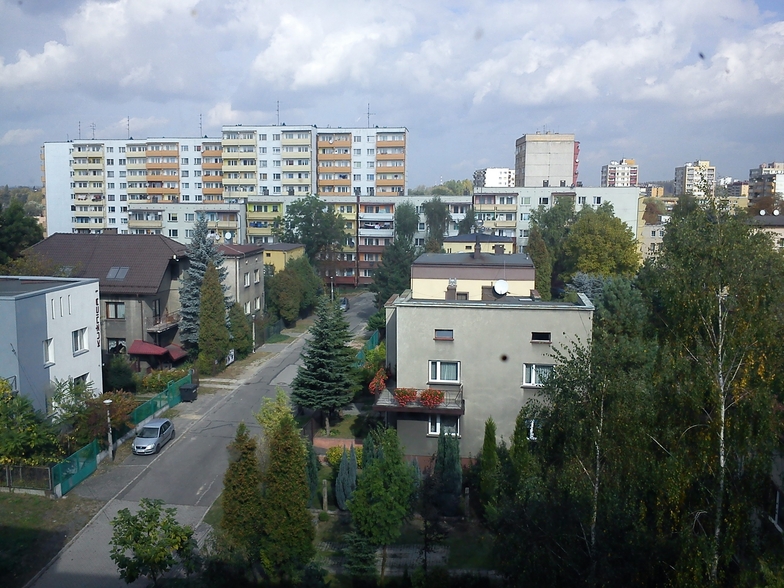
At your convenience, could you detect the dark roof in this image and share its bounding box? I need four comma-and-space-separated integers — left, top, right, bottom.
26, 234, 186, 296
413, 252, 534, 268
218, 244, 265, 257
443, 234, 515, 243
262, 243, 305, 252
749, 214, 784, 227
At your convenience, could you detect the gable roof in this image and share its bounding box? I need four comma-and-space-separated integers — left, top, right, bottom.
218, 244, 265, 257
26, 234, 187, 296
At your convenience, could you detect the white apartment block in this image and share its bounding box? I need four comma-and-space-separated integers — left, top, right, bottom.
473, 167, 515, 188
674, 160, 716, 196
514, 132, 579, 188
601, 159, 638, 187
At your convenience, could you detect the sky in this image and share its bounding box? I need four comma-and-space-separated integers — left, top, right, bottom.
0, 0, 782, 188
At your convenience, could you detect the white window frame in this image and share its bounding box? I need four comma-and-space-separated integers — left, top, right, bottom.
72, 328, 88, 355
428, 414, 460, 437
244, 272, 250, 287
523, 363, 552, 387
43, 338, 55, 366
429, 360, 460, 383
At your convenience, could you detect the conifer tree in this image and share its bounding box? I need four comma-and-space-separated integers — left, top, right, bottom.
336, 448, 351, 511
228, 302, 253, 358
479, 418, 499, 509
362, 433, 377, 471
179, 215, 229, 347
306, 442, 319, 506
291, 296, 355, 433
434, 429, 462, 515
259, 415, 315, 583
196, 262, 230, 375
220, 423, 263, 564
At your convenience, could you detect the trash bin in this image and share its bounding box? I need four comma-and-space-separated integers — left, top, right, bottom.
179, 384, 198, 402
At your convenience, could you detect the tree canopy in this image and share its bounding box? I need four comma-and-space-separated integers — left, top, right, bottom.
394, 200, 419, 243
422, 197, 452, 252
0, 200, 44, 264
272, 194, 346, 270
196, 262, 231, 375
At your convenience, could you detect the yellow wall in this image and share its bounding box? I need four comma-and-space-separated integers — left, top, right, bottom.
264, 246, 306, 274
411, 277, 535, 301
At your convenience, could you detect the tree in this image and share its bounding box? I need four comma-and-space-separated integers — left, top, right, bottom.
259, 415, 315, 583
110, 498, 198, 587
0, 251, 71, 276
479, 418, 498, 509
457, 207, 478, 235
179, 215, 228, 348
306, 441, 320, 506
394, 201, 419, 243
266, 265, 302, 325
70, 391, 136, 451
0, 380, 61, 466
286, 255, 322, 314
370, 238, 417, 309
220, 423, 264, 565
561, 204, 640, 279
291, 296, 355, 433
417, 469, 448, 575
255, 388, 294, 473
422, 197, 452, 252
0, 200, 43, 264
272, 194, 346, 270
349, 427, 416, 580
525, 226, 552, 300
196, 262, 231, 375
103, 354, 137, 393
434, 429, 462, 515
530, 195, 577, 292
228, 303, 253, 358
335, 446, 358, 511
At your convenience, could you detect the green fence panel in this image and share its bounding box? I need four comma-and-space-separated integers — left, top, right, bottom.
130, 372, 191, 424
354, 330, 380, 367
51, 439, 99, 495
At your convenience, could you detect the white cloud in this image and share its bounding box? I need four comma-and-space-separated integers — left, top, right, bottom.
0, 128, 44, 146
99, 117, 169, 138
206, 102, 270, 128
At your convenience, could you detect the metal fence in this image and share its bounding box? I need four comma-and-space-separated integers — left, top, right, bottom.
258, 318, 285, 345
3, 465, 52, 491
130, 372, 192, 424
51, 439, 99, 496
354, 329, 381, 367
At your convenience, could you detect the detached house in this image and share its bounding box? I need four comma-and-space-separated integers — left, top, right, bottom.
27, 234, 188, 372
379, 241, 594, 460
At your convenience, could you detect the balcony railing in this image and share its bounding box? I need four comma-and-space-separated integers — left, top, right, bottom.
373, 384, 464, 415
146, 310, 181, 333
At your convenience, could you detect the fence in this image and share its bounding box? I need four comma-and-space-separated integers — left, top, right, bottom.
257, 317, 285, 345
3, 465, 52, 492
354, 329, 381, 367
130, 372, 192, 425
51, 439, 99, 496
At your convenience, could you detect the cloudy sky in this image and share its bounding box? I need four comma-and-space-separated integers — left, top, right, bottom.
1, 0, 782, 188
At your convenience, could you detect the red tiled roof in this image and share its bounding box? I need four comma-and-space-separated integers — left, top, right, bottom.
165, 344, 188, 361
128, 340, 168, 356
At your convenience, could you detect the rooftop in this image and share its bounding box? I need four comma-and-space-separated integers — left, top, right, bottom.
0, 276, 95, 298
413, 251, 533, 268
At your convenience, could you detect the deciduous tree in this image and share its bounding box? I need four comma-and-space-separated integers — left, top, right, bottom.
0, 200, 43, 264
0, 381, 61, 466
272, 194, 346, 270
394, 201, 419, 243
422, 197, 452, 252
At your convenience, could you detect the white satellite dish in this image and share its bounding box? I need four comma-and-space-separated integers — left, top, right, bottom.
775, 210, 781, 216
224, 231, 233, 241
493, 279, 509, 296
760, 210, 767, 215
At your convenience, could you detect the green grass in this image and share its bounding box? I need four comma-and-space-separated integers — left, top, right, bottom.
0, 492, 103, 588
446, 520, 494, 569
315, 464, 337, 510
203, 494, 223, 529
317, 414, 358, 438
264, 333, 292, 344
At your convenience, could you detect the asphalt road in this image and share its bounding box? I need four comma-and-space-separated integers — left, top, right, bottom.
30, 292, 375, 588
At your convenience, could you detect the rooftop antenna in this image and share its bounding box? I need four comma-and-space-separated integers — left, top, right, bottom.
90, 122, 96, 140
366, 102, 375, 128
127, 116, 130, 139
78, 121, 81, 140
276, 101, 280, 126
199, 113, 202, 137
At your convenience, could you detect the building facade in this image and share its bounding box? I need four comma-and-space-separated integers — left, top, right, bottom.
749, 163, 784, 201
674, 160, 716, 196
0, 276, 103, 414
473, 167, 515, 188
514, 132, 579, 188
601, 159, 638, 187
218, 244, 265, 317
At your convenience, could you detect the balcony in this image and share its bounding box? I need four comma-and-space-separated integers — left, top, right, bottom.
374, 383, 464, 415
359, 212, 394, 222
146, 310, 181, 333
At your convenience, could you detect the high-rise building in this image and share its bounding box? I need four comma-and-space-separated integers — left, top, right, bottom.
601, 159, 638, 187
749, 162, 784, 200
473, 167, 515, 188
514, 132, 579, 188
674, 160, 716, 196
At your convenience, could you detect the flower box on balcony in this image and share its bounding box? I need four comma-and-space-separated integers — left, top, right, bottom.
393, 387, 418, 406
419, 389, 445, 408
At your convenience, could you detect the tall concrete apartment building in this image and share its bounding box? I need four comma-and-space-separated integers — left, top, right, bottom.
473, 167, 515, 188
749, 162, 784, 200
674, 160, 716, 196
601, 159, 638, 187
514, 132, 579, 188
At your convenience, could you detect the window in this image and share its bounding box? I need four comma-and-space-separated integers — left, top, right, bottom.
367, 149, 374, 155
168, 229, 178, 237
244, 272, 250, 287
594, 196, 602, 205
531, 332, 551, 343
524, 363, 552, 386
254, 268, 260, 283
578, 196, 587, 205
354, 149, 362, 155
539, 197, 549, 205
72, 328, 88, 354
418, 223, 425, 230
354, 161, 361, 168
244, 301, 251, 314
168, 213, 178, 222
428, 415, 460, 436
429, 360, 459, 383
255, 296, 261, 311
367, 174, 374, 181
367, 161, 374, 168
181, 158, 188, 164
107, 338, 126, 354
106, 302, 125, 319
353, 174, 361, 181
43, 338, 54, 365
434, 329, 454, 340
354, 135, 361, 142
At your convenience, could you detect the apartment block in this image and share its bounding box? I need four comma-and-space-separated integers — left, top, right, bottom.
674, 160, 716, 196
601, 159, 638, 187
514, 132, 579, 188
473, 167, 515, 188
749, 163, 784, 200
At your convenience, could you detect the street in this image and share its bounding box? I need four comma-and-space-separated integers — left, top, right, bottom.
28, 292, 375, 588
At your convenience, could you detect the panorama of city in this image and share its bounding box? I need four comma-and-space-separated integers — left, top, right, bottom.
2, 2, 784, 587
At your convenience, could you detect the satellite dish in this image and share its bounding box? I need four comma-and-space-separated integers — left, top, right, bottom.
760, 210, 767, 215
493, 279, 509, 296
224, 231, 233, 240
775, 210, 781, 216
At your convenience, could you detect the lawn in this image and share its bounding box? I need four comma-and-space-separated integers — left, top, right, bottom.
264, 333, 292, 344
203, 493, 223, 529
0, 492, 103, 588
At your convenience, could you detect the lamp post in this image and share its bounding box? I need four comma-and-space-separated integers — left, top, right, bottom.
330, 275, 335, 302
251, 313, 256, 352
103, 398, 114, 461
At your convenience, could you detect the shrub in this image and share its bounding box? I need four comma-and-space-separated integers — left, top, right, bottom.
318, 511, 330, 522
140, 368, 189, 395
368, 368, 388, 394
326, 445, 363, 469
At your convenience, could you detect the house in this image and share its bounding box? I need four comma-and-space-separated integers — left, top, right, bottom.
379, 243, 594, 460
442, 233, 515, 255
26, 234, 188, 372
0, 276, 103, 414
261, 243, 306, 274
218, 244, 265, 316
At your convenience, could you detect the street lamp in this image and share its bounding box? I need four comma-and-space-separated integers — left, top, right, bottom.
330, 275, 335, 302
251, 313, 256, 352
103, 398, 114, 461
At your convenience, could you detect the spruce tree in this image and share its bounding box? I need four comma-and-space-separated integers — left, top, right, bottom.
259, 415, 315, 582
220, 423, 263, 564
370, 238, 417, 309
479, 417, 498, 508
228, 302, 253, 358
336, 448, 351, 511
179, 215, 229, 347
434, 429, 462, 515
196, 262, 230, 375
306, 441, 319, 506
362, 433, 377, 471
291, 296, 355, 432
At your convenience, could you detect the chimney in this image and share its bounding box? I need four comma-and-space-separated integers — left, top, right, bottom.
473, 230, 481, 258
445, 285, 457, 300
530, 289, 542, 301
493, 243, 504, 255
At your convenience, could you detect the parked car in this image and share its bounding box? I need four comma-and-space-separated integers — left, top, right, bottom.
132, 418, 175, 455
339, 297, 350, 311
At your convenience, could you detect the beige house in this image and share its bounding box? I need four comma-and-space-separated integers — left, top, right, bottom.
379, 248, 594, 459
261, 243, 306, 274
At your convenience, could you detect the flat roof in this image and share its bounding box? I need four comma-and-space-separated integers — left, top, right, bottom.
389, 290, 594, 311
413, 251, 533, 268
0, 276, 96, 298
